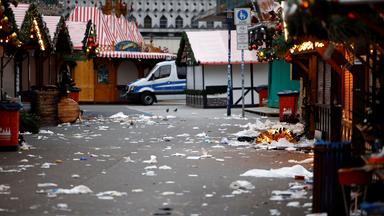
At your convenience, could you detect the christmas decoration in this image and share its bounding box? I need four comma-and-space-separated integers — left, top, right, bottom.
19, 4, 51, 51
82, 20, 99, 58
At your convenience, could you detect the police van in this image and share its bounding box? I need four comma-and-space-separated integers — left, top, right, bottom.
125, 61, 186, 105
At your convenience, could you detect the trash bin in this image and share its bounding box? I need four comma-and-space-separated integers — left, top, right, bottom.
313, 141, 351, 215
255, 85, 268, 107
69, 86, 81, 103
277, 90, 299, 122
0, 102, 22, 147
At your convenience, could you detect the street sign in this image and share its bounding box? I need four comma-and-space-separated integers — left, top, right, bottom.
236, 25, 249, 50
234, 8, 251, 25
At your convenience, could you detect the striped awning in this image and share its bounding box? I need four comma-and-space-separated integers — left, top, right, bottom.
67, 6, 144, 51
98, 51, 176, 60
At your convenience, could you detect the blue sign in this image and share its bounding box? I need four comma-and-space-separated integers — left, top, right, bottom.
237, 9, 248, 21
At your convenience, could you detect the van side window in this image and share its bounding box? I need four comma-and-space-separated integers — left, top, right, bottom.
177, 66, 187, 79
149, 65, 171, 80
159, 65, 171, 79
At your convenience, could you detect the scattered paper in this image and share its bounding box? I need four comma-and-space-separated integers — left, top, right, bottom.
240, 165, 313, 179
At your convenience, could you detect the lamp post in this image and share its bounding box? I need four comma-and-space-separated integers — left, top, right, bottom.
226, 8, 233, 116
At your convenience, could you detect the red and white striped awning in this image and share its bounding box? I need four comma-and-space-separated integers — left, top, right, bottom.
67, 5, 143, 51
98, 51, 176, 60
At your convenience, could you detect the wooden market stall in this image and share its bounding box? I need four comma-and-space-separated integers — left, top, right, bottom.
66, 5, 175, 103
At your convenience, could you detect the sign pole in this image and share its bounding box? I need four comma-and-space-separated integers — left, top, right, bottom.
241, 49, 245, 118
234, 8, 250, 118
226, 10, 232, 117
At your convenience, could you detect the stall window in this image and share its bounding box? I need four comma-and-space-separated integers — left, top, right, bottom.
97, 64, 109, 84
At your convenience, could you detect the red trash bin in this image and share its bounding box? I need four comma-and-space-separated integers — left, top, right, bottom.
255, 85, 268, 107
0, 102, 22, 147
278, 91, 299, 122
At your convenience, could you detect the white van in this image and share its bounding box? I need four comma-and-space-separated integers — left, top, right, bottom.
125, 61, 186, 105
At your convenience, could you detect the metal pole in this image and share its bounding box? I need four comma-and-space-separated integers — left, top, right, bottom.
241, 49, 245, 117
226, 10, 232, 116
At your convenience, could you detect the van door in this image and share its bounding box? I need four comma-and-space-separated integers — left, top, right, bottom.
148, 64, 172, 94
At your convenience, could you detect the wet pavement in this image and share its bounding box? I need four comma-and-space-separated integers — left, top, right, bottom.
0, 101, 314, 215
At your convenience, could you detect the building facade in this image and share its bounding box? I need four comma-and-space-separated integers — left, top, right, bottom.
57, 0, 222, 53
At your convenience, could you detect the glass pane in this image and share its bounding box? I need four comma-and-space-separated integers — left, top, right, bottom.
97, 64, 109, 84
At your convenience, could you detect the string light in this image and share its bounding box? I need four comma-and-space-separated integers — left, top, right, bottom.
32, 18, 45, 51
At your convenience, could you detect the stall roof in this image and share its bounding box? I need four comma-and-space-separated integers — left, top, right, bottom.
66, 21, 87, 50
185, 31, 260, 65
67, 5, 143, 51
10, 3, 29, 29
42, 15, 61, 41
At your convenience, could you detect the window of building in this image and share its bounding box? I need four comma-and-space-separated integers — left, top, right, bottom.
144, 15, 152, 28
191, 16, 198, 29
160, 15, 168, 28
207, 21, 214, 29
175, 16, 183, 29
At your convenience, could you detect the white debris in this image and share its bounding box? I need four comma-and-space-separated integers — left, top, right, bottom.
187, 156, 200, 160
0, 185, 10, 194
71, 174, 80, 179
142, 155, 158, 164
232, 189, 251, 195
109, 112, 128, 119
41, 163, 56, 169
188, 174, 198, 177
56, 203, 70, 211
233, 129, 260, 138
19, 142, 34, 150
229, 180, 255, 190
53, 185, 93, 195
142, 170, 157, 176
96, 191, 127, 200
171, 153, 186, 157
220, 137, 229, 144
305, 214, 327, 216
20, 159, 29, 163
288, 158, 314, 164
270, 190, 307, 201
177, 133, 190, 137
270, 209, 281, 216
287, 201, 301, 207
161, 191, 175, 196
97, 126, 109, 131
159, 165, 172, 170
193, 127, 199, 130
228, 140, 252, 147
144, 165, 157, 170
39, 130, 54, 134
37, 183, 58, 188
196, 132, 208, 138
165, 181, 175, 184
240, 165, 313, 179
132, 189, 144, 193
123, 156, 135, 163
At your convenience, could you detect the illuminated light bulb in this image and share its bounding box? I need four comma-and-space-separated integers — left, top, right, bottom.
0, 25, 2, 29
30, 34, 34, 38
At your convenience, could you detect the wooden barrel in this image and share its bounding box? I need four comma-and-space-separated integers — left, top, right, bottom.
58, 97, 80, 123
31, 89, 60, 125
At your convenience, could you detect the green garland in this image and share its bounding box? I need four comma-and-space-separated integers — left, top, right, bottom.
19, 3, 51, 51
53, 16, 73, 54
176, 32, 197, 66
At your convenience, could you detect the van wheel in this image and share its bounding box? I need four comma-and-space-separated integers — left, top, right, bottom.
140, 92, 155, 105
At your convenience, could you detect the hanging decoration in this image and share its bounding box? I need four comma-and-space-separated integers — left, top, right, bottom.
0, 0, 21, 50
82, 20, 99, 58
248, 1, 293, 63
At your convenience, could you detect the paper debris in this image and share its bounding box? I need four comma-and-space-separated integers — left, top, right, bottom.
37, 183, 58, 188
53, 185, 93, 195
96, 191, 127, 200
288, 158, 314, 164
161, 191, 175, 196
39, 130, 54, 134
142, 170, 157, 176
109, 112, 128, 119
142, 155, 158, 164
287, 201, 301, 207
240, 165, 313, 179
229, 180, 255, 190
132, 189, 143, 193
159, 165, 172, 170
41, 163, 56, 169
270, 209, 281, 216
